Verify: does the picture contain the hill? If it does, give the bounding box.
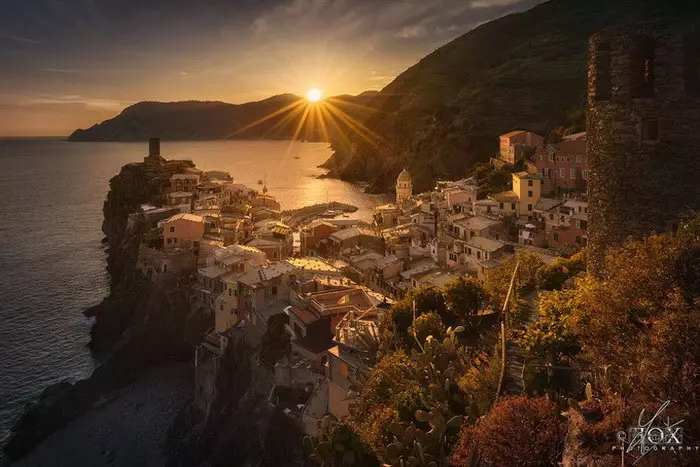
[68,92,378,142]
[321,0,698,192]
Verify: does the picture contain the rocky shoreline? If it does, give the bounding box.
[3,158,203,462]
[12,363,192,467]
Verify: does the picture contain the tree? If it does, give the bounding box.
[409,312,445,344]
[483,251,544,305]
[518,290,581,366]
[410,286,447,317]
[443,276,486,325]
[536,250,586,291]
[450,396,565,467]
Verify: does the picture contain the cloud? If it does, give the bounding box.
[0,32,41,44]
[397,24,428,39]
[22,94,123,111]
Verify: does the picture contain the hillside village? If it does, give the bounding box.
[130,125,589,439]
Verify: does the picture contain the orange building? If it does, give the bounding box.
[163,213,205,249]
[533,132,588,195]
[499,130,545,164]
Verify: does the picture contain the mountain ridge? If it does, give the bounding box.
[68,92,377,143]
[323,0,699,192]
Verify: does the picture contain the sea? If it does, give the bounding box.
[0,138,390,459]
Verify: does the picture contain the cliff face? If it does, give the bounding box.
[322,0,696,193]
[166,332,305,467]
[68,92,378,143]
[4,159,205,461]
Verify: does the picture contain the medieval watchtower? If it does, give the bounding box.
[587,23,700,273]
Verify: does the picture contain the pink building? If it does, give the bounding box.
[163,213,205,249]
[499,130,545,164]
[533,132,588,196]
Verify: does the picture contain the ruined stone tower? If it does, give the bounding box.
[587,23,700,272]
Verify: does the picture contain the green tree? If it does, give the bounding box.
[409,312,445,344]
[443,276,487,325]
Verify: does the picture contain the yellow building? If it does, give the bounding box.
[490,172,542,218]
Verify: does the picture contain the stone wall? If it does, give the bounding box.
[587,24,700,273]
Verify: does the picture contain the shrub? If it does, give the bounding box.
[450,396,565,467]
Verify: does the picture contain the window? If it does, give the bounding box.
[570,168,576,179]
[467,247,472,255]
[595,43,612,100]
[271,286,278,296]
[553,233,559,241]
[549,214,554,220]
[684,32,700,95]
[499,202,504,209]
[173,238,178,243]
[528,190,533,197]
[484,252,489,260]
[580,220,588,230]
[470,231,475,238]
[449,252,457,261]
[642,119,659,141]
[167,238,172,244]
[582,169,588,180]
[338,361,349,379]
[548,152,554,162]
[476,251,481,260]
[169,226,175,232]
[511,203,516,210]
[528,180,533,187]
[527,204,533,212]
[559,168,565,178]
[631,36,655,98]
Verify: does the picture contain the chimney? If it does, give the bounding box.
[149,137,160,157]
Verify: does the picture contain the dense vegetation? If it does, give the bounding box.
[305,215,700,466]
[323,0,696,193]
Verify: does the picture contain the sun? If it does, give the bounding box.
[306,88,323,102]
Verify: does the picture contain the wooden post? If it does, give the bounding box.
[492,261,520,410]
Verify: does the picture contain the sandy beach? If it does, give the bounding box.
[12,363,192,467]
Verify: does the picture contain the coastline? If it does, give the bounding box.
[12,363,192,467]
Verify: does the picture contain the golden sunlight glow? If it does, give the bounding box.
[306,88,323,102]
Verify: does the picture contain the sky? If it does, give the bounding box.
[0,0,544,136]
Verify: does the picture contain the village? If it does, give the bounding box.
[131,130,588,438]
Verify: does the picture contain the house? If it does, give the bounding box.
[170,173,200,193]
[247,237,284,261]
[325,227,383,257]
[490,172,542,218]
[446,236,506,273]
[533,132,588,196]
[447,216,504,242]
[217,260,294,331]
[163,213,205,249]
[544,199,588,254]
[374,204,402,229]
[285,287,379,365]
[498,130,545,164]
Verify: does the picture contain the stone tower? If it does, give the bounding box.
[396,168,413,205]
[587,23,700,273]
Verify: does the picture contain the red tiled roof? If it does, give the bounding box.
[288,306,319,325]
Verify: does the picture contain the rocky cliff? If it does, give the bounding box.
[4,159,205,461]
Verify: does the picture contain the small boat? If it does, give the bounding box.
[257,179,264,185]
[294,156,301,160]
